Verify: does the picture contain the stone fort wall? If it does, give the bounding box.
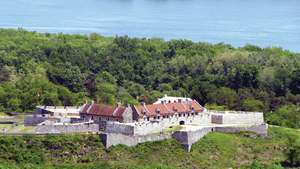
[35,123,99,134]
[101,124,268,151]
[208,110,264,125]
[134,112,211,135]
[100,132,173,148]
[102,111,264,136]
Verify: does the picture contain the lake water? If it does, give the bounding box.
[0,0,300,52]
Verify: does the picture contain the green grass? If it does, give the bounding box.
[6,125,35,133]
[0,112,8,116]
[0,124,12,130]
[163,125,183,133]
[0,126,298,169]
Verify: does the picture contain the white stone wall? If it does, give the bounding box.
[105,122,135,135]
[100,132,172,148]
[134,112,211,135]
[208,111,264,125]
[35,124,99,134]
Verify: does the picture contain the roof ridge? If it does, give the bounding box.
[86,103,94,114]
[143,104,151,115]
[112,105,119,116]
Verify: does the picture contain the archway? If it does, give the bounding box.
[179,121,185,125]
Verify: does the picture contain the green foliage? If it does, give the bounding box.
[241,99,265,111]
[0,29,300,128]
[284,132,300,166]
[207,87,237,109]
[205,103,227,111]
[266,105,300,128]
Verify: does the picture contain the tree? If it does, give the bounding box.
[267,104,300,128]
[290,69,300,95]
[94,71,117,105]
[241,99,265,112]
[284,134,300,167]
[207,87,237,109]
[47,62,85,92]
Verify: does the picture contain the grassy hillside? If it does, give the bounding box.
[0,126,299,169]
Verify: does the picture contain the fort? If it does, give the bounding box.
[26,95,267,152]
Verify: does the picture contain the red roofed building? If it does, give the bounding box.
[80,103,133,123]
[132,100,204,124]
[80,99,205,128]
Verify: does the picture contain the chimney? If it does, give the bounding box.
[117,102,122,107]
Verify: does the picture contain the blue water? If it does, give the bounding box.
[0,0,300,52]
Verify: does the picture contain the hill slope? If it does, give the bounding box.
[0,126,299,169]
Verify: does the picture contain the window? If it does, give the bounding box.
[179,114,182,117]
[147,117,150,121]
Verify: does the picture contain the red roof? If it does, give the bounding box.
[80,103,126,118]
[133,100,204,118]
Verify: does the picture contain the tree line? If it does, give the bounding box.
[0,29,299,128]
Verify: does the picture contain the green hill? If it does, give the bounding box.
[0,126,299,169]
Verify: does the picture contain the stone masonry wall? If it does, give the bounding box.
[208,111,264,125]
[215,123,268,136]
[105,122,135,135]
[134,112,211,135]
[35,124,99,134]
[100,132,172,148]
[172,127,213,152]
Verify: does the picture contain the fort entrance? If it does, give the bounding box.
[179,121,185,125]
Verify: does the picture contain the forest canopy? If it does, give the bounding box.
[0,29,299,128]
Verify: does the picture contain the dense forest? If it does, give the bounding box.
[0,29,299,128]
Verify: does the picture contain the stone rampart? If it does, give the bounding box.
[134,112,211,135]
[172,127,213,152]
[100,132,172,148]
[105,122,135,135]
[215,123,268,136]
[35,124,99,134]
[208,110,264,125]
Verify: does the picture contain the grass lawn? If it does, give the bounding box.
[0,124,12,130]
[0,112,8,116]
[5,125,35,134]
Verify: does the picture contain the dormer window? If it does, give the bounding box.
[156,108,160,114]
[143,109,147,115]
